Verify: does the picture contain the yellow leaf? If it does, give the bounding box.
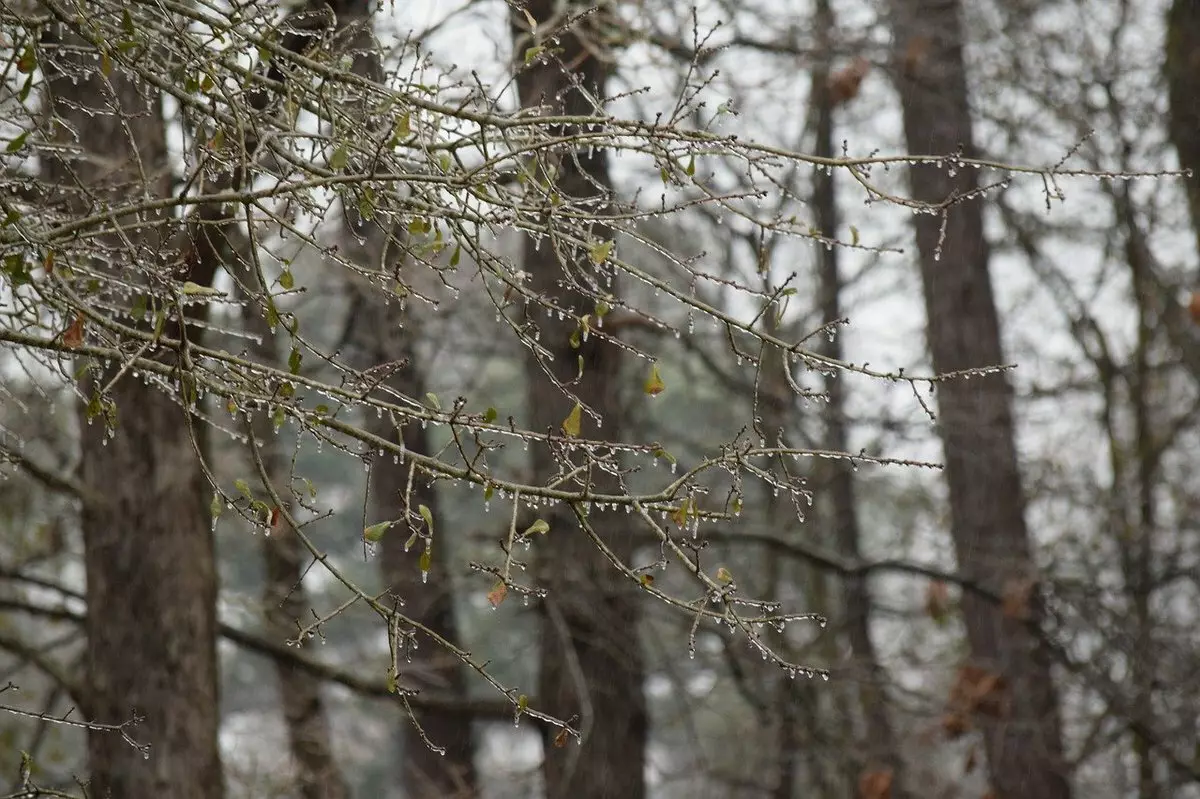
[561,402,582,437]
[644,362,666,396]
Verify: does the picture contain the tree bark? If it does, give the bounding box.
[812,1,908,792]
[317,2,479,794]
[886,1,1071,797]
[41,24,223,799]
[511,3,648,797]
[239,276,349,799]
[1166,0,1200,259]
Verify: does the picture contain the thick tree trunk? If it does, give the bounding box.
[1166,0,1200,258]
[886,2,1071,797]
[42,27,223,799]
[511,3,648,797]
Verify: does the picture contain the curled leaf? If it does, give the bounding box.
[716,566,733,583]
[524,519,550,536]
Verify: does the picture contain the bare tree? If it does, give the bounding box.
[886,0,1071,796]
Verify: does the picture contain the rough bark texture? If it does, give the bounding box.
[812,2,907,791]
[511,3,648,797]
[319,2,478,793]
[886,1,1071,797]
[42,26,223,799]
[1166,0,1200,259]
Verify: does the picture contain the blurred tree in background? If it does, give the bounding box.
[1,1,1198,799]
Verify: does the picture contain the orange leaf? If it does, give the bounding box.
[553,727,570,748]
[269,506,281,531]
[1188,291,1200,325]
[941,712,970,740]
[829,56,871,107]
[487,581,508,608]
[858,769,893,799]
[62,312,85,348]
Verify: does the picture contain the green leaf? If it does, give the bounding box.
[418,504,434,531]
[524,45,545,64]
[685,155,696,176]
[389,112,411,146]
[483,483,494,501]
[561,402,582,438]
[716,566,733,583]
[131,294,148,322]
[272,405,285,430]
[357,187,375,221]
[18,72,34,103]
[234,479,252,499]
[329,145,349,171]
[652,446,676,466]
[418,547,432,574]
[425,392,441,410]
[850,225,860,246]
[265,300,280,332]
[16,46,37,74]
[279,269,294,290]
[450,244,461,266]
[314,404,329,415]
[6,131,29,153]
[363,521,390,543]
[210,493,223,519]
[483,406,497,423]
[181,281,222,296]
[644,362,666,396]
[524,519,550,536]
[288,348,302,374]
[518,694,529,711]
[588,239,614,265]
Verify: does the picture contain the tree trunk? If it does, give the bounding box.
[240,276,349,799]
[1166,0,1200,258]
[318,2,479,793]
[885,1,1071,797]
[511,3,648,797]
[41,26,223,799]
[812,1,908,792]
